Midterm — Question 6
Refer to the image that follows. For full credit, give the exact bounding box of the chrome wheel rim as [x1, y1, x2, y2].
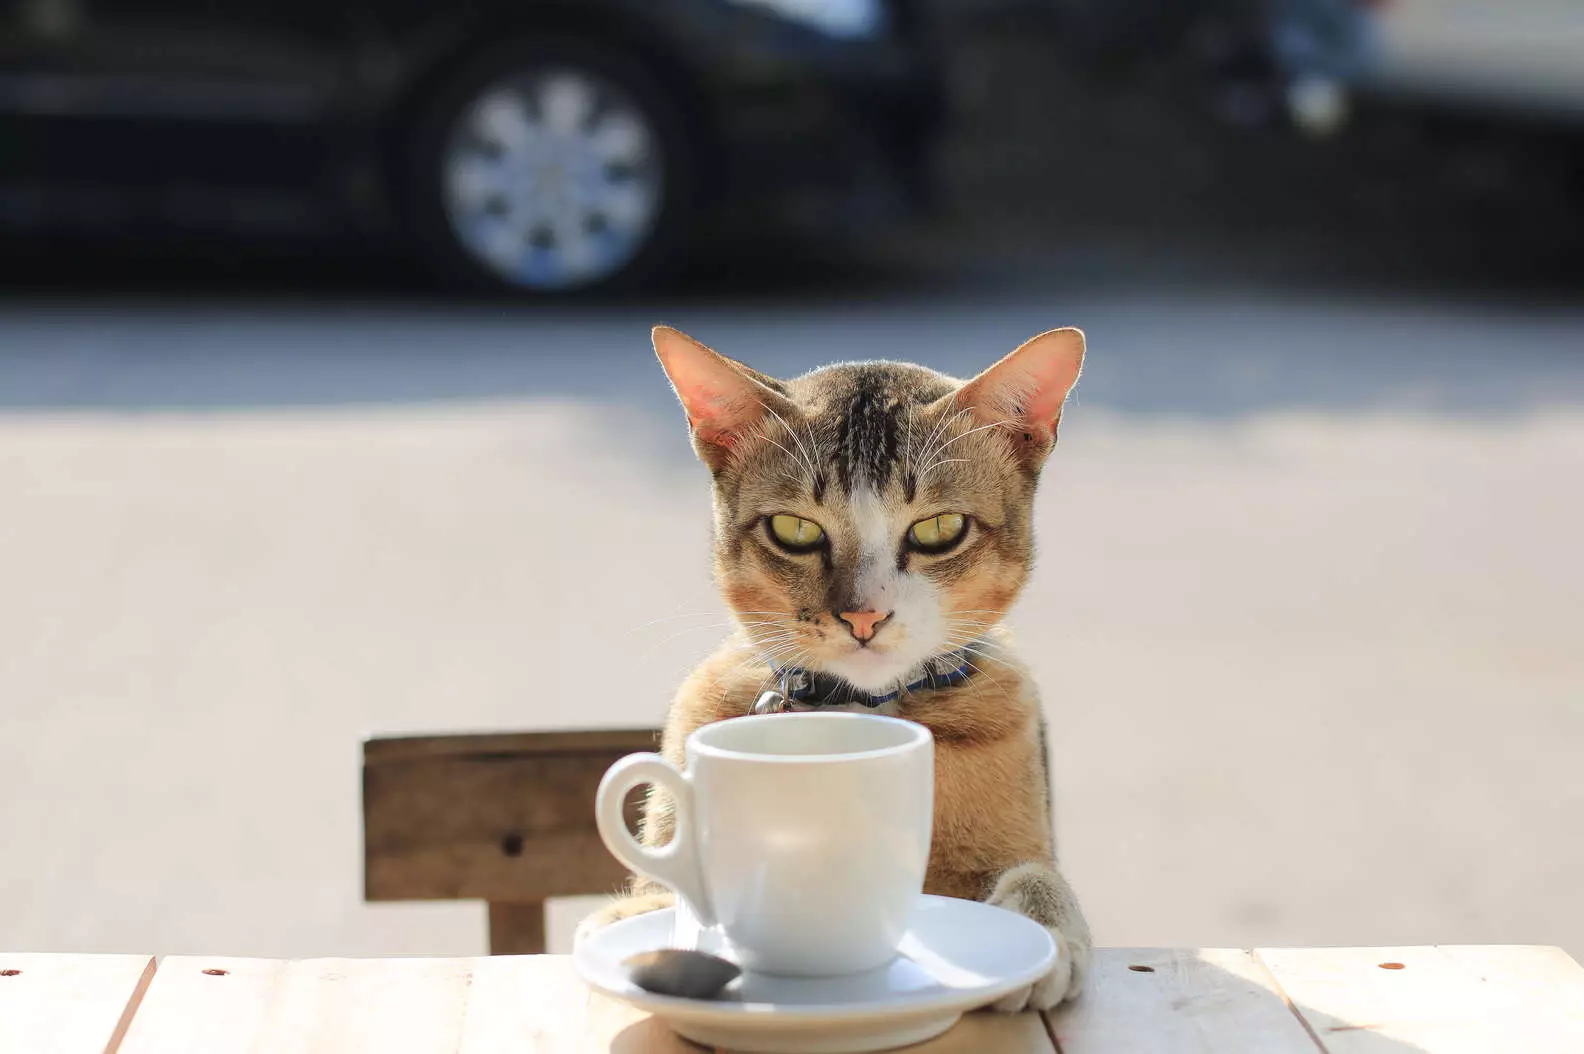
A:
[442, 68, 663, 290]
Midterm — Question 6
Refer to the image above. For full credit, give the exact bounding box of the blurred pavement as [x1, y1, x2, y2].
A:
[2, 274, 1581, 961]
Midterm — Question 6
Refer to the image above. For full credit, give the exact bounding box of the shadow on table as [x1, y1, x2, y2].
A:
[601, 950, 1438, 1053]
[610, 1016, 698, 1054]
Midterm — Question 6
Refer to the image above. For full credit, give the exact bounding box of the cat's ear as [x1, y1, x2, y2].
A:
[653, 325, 794, 470]
[952, 327, 1085, 468]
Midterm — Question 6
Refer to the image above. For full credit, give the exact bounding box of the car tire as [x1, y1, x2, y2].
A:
[406, 36, 696, 296]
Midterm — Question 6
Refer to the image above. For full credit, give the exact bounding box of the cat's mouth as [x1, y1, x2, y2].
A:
[842, 641, 892, 661]
[820, 637, 933, 693]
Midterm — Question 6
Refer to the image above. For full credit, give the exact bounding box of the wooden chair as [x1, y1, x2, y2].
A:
[362, 729, 658, 953]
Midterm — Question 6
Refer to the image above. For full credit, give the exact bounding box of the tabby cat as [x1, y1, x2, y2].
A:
[579, 325, 1092, 1010]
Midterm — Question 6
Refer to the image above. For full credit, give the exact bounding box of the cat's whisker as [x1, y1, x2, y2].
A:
[625, 610, 741, 631]
[956, 645, 1021, 677]
[923, 405, 976, 465]
[724, 630, 797, 648]
[918, 412, 1010, 483]
[744, 425, 813, 491]
[939, 629, 1007, 653]
[716, 639, 800, 678]
[625, 611, 795, 647]
[739, 644, 813, 705]
[634, 622, 798, 673]
[739, 635, 804, 653]
[750, 428, 803, 472]
[914, 404, 962, 479]
[939, 635, 1022, 688]
[762, 403, 820, 483]
[635, 631, 729, 661]
[798, 414, 826, 467]
[953, 654, 1021, 709]
[729, 632, 804, 652]
[645, 621, 776, 651]
[918, 457, 971, 483]
[903, 406, 914, 483]
[931, 416, 1015, 457]
[732, 618, 797, 634]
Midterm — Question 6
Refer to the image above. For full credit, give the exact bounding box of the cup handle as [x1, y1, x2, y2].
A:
[595, 753, 716, 928]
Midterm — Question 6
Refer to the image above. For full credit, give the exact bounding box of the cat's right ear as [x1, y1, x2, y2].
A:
[653, 326, 792, 471]
[949, 327, 1085, 471]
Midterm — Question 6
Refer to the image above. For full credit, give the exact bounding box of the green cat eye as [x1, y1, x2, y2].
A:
[769, 514, 825, 550]
[909, 513, 967, 551]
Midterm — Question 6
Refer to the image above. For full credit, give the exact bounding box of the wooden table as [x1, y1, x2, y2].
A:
[5, 946, 1582, 1053]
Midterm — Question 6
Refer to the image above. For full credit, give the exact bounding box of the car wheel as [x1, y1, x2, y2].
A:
[408, 39, 694, 295]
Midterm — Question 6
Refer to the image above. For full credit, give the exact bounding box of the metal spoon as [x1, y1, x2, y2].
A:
[622, 948, 742, 1000]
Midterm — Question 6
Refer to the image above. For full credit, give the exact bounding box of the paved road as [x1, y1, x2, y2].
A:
[2, 279, 1580, 961]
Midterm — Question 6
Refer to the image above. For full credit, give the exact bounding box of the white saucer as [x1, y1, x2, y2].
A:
[574, 893, 1057, 1054]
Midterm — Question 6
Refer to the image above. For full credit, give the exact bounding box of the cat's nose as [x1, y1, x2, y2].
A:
[838, 610, 890, 642]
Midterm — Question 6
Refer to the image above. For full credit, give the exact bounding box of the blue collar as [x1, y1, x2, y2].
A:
[758, 650, 977, 711]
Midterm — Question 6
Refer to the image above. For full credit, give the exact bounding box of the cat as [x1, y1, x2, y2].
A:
[577, 325, 1093, 1010]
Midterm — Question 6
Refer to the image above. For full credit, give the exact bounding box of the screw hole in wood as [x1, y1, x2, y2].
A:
[1127, 964, 1155, 973]
[202, 968, 229, 976]
[500, 834, 525, 857]
[0, 970, 20, 977]
[1378, 962, 1406, 970]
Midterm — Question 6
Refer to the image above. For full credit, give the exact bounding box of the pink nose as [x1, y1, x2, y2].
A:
[838, 610, 890, 641]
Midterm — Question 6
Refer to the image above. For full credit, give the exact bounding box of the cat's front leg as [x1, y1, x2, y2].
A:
[984, 861, 1092, 1011]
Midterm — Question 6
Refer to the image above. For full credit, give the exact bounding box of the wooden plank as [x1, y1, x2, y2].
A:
[0, 953, 156, 1054]
[118, 954, 1055, 1053]
[1257, 945, 1584, 1054]
[363, 730, 654, 903]
[118, 956, 477, 1054]
[918, 1013, 1056, 1054]
[488, 902, 547, 955]
[117, 957, 286, 1054]
[364, 729, 659, 764]
[1438, 944, 1584, 1018]
[1046, 947, 1322, 1054]
[458, 955, 700, 1054]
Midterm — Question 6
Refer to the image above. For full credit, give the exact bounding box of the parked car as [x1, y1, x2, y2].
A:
[0, 0, 943, 293]
[1201, 0, 1584, 134]
[1362, 0, 1584, 122]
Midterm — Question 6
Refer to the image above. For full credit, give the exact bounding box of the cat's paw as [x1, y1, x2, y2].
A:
[573, 890, 675, 949]
[986, 924, 1084, 1012]
[984, 863, 1091, 1012]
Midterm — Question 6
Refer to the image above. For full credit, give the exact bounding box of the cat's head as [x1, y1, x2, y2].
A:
[655, 325, 1084, 693]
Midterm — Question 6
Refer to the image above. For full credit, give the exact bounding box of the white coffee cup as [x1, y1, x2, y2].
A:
[595, 712, 934, 976]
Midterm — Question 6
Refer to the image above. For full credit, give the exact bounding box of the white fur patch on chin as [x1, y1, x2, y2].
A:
[824, 648, 916, 693]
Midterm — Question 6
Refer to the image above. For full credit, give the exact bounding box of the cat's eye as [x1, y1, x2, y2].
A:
[908, 513, 967, 552]
[768, 514, 826, 551]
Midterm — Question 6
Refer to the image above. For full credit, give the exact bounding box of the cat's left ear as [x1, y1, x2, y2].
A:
[653, 325, 795, 471]
[951, 327, 1085, 469]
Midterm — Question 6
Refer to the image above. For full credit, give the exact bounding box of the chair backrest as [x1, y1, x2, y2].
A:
[362, 728, 658, 953]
